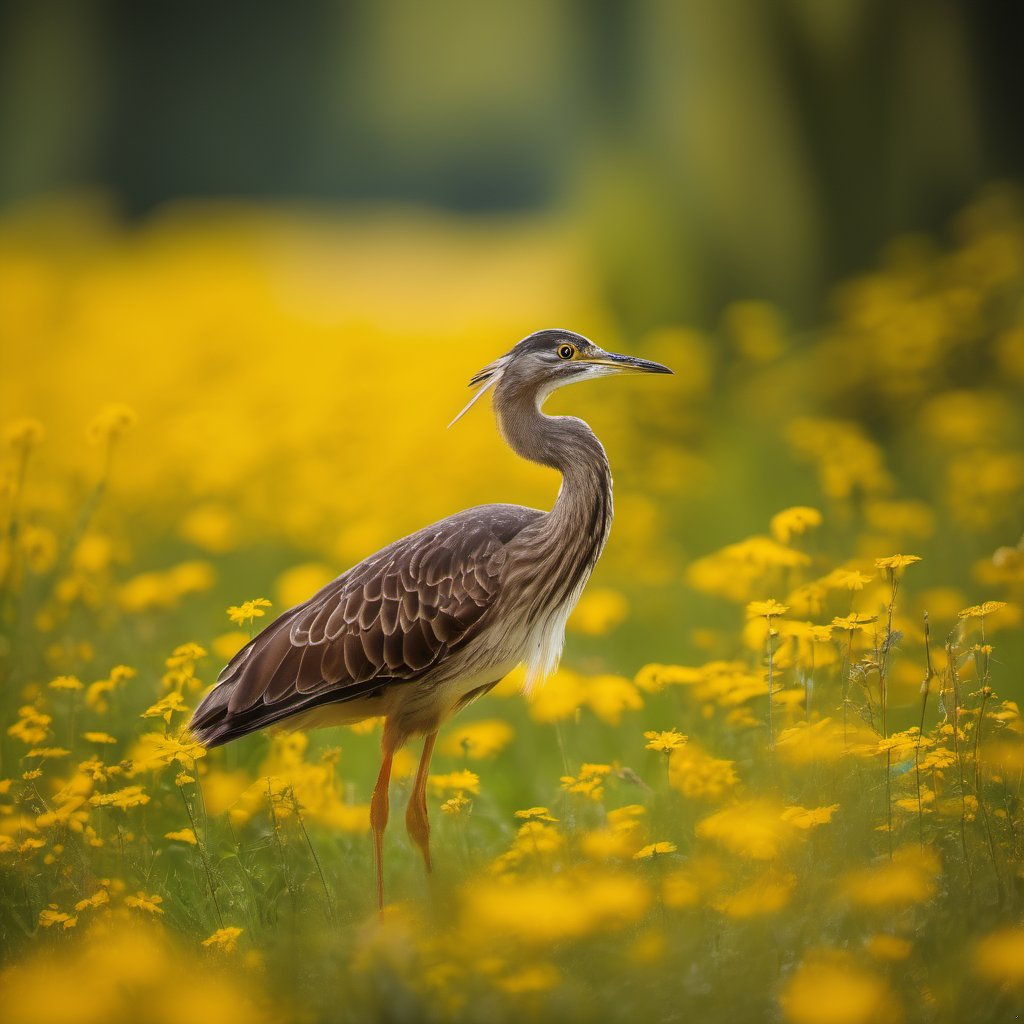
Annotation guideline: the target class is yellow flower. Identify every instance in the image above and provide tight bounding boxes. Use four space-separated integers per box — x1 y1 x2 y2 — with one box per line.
4 417 45 450
568 587 628 635
580 826 645 862
125 891 164 914
776 718 871 764
833 570 873 591
202 926 244 953
78 757 123 783
576 805 647 861
747 599 790 619
25 747 70 760
48 675 83 691
131 731 206 770
840 846 939 908
781 621 835 649
714 873 794 918
872 728 924 762
661 869 702 909
441 793 471 816
514 807 558 823
831 612 878 632
275 562 334 606
770 506 822 544
781 804 840 829
584 674 643 726
873 554 921 571
111 665 138 684
958 600 1007 619
227 598 272 627
668 743 738 800
607 804 646 828
72 533 113 573
634 841 676 859
973 926 1024 988
141 691 189 724
687 537 809 602
695 801 795 860
427 770 480 796
7 705 51 745
527 667 585 722
180 500 241 556
38 905 77 930
212 631 249 662
495 964 560 995
560 763 612 801
87 403 137 445
21 526 58 573
165 642 208 669
440 719 515 759
462 872 650 944
644 729 687 753
80 732 117 747
73 888 110 912
785 417 892 501
86 666 136 713
159 638 211 693
348 716 383 736
864 499 935 539
90 785 150 810
513 821 564 857
165 828 198 845
780 953 901 1024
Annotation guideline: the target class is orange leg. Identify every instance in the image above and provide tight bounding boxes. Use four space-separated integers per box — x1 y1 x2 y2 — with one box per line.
405 731 437 874
370 741 395 911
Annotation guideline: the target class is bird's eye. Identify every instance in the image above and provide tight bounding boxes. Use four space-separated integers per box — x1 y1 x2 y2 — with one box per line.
557 344 575 360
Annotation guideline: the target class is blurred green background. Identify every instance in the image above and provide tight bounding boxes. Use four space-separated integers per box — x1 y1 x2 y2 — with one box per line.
3 0 1022 325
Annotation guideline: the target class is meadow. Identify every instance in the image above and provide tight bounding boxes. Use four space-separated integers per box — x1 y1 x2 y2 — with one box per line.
1 186 1023 1023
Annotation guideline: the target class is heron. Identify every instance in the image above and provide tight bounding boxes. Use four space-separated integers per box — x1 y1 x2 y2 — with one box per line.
189 328 671 908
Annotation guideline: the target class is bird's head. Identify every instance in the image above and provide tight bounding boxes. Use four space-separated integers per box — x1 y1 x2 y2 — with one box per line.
449 329 672 426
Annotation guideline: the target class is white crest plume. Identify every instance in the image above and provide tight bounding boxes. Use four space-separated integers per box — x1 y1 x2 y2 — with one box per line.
447 355 510 428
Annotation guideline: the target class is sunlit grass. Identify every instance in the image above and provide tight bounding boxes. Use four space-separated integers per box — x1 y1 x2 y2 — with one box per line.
1 187 1023 1023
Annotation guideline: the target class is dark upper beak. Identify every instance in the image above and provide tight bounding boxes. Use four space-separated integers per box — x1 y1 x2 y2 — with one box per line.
582 351 673 375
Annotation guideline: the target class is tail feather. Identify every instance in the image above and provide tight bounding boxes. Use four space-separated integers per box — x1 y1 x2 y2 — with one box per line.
189 675 387 748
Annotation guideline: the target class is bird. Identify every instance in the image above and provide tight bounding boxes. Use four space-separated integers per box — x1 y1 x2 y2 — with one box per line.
189 328 671 908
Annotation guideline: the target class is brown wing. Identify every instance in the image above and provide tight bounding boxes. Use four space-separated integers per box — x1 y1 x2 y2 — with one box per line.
189 504 541 746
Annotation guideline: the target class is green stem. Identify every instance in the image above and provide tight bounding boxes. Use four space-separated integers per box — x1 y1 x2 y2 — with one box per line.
179 785 223 928
766 616 776 752
915 613 934 849
292 789 334 924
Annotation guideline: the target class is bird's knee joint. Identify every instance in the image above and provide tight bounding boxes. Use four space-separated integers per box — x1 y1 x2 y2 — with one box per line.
406 803 429 842
370 794 390 833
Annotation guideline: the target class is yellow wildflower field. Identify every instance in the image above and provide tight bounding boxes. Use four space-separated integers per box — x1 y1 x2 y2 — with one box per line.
1 188 1023 1023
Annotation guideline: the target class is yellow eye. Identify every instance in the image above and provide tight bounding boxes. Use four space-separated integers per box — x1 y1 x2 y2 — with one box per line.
557 343 575 360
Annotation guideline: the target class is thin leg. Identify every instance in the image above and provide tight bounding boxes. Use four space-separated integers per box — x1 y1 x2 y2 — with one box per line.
370 742 395 911
405 731 437 874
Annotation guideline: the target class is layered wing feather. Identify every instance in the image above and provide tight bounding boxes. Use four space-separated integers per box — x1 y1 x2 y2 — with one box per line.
189 504 541 746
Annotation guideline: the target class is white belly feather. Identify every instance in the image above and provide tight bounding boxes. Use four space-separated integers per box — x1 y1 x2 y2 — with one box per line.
521 574 591 695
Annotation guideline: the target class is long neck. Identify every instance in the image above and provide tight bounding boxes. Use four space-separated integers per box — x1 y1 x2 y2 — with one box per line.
495 384 611 511
494 382 613 604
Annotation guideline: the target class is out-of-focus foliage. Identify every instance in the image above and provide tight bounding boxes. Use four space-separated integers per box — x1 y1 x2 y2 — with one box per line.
0 187 1023 1023
0 1 1006 322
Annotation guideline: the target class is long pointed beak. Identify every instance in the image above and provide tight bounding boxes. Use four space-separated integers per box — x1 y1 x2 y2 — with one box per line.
582 351 673 375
